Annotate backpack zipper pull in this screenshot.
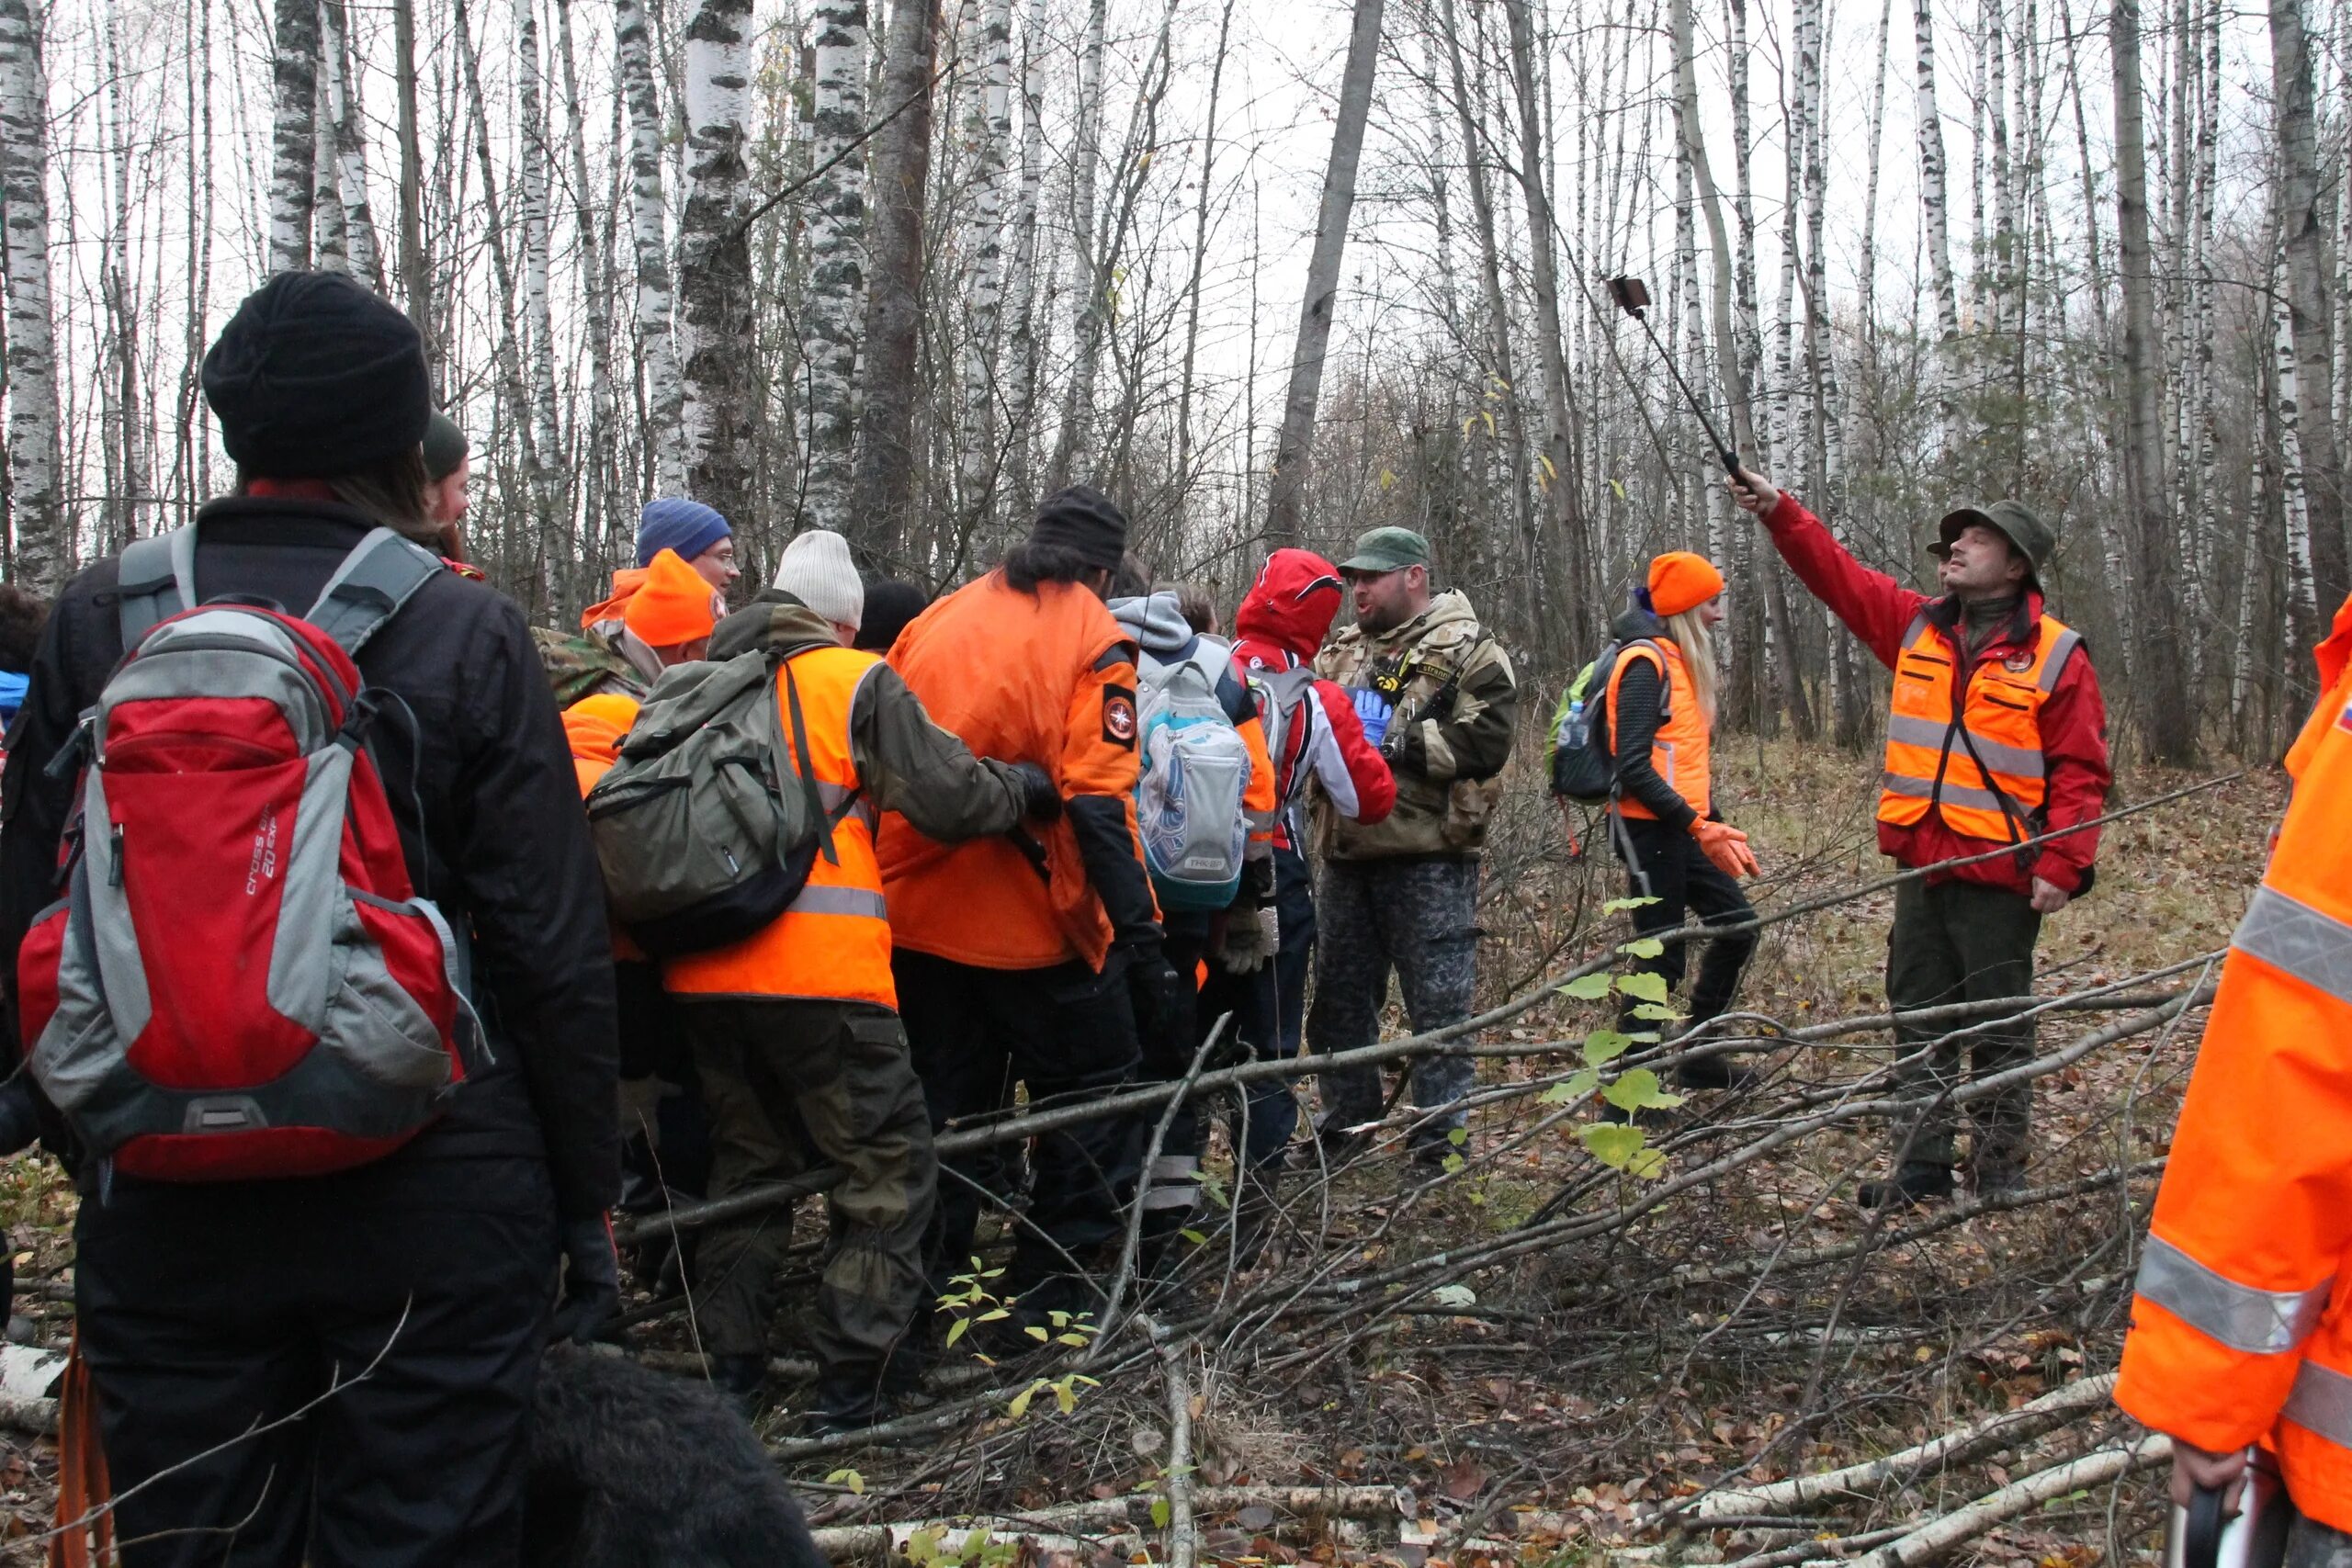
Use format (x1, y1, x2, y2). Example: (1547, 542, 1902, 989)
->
(107, 827, 126, 887)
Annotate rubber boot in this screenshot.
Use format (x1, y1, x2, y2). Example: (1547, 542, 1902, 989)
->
(1857, 1162, 1957, 1210)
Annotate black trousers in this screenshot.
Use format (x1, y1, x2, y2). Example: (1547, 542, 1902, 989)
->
(893, 950, 1142, 1314)
(1885, 876, 2042, 1173)
(74, 1160, 559, 1568)
(1612, 813, 1758, 1031)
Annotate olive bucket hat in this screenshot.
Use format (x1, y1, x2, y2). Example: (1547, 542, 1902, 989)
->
(1933, 500, 2055, 587)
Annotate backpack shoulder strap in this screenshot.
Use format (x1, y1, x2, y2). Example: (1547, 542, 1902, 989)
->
(116, 525, 199, 647)
(305, 529, 446, 656)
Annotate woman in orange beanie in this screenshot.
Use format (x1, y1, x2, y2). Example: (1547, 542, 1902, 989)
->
(1600, 550, 1760, 1090)
(623, 548, 723, 666)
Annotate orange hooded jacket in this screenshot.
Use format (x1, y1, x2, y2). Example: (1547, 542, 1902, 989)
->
(2115, 591, 2352, 1529)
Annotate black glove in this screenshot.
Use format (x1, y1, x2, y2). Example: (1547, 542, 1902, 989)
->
(552, 1214, 622, 1344)
(1010, 761, 1062, 821)
(1121, 938, 1189, 1053)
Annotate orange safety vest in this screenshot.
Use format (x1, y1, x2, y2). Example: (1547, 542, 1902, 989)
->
(1877, 610, 2081, 845)
(2115, 593, 2352, 1531)
(1604, 637, 1710, 821)
(663, 645, 895, 1010)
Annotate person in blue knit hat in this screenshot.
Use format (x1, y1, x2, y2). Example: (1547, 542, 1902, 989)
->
(637, 498, 739, 592)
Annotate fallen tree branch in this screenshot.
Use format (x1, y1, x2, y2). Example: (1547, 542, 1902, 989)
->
(1696, 1371, 2120, 1518)
(1829, 1435, 2170, 1568)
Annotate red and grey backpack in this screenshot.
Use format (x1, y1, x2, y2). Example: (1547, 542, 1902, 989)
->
(14, 524, 478, 1182)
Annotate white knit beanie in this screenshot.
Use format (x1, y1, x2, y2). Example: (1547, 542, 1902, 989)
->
(773, 529, 864, 633)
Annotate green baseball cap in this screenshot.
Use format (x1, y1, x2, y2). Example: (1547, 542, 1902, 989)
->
(1934, 500, 2054, 582)
(1337, 526, 1432, 575)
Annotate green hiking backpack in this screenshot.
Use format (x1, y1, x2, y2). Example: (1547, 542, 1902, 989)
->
(582, 650, 842, 957)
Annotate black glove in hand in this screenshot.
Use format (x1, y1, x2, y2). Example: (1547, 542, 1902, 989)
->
(1010, 761, 1062, 821)
(1121, 939, 1189, 1051)
(552, 1214, 622, 1344)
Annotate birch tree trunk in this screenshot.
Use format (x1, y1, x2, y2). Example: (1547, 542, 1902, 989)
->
(616, 0, 686, 496)
(2112, 0, 2194, 762)
(0, 0, 61, 584)
(392, 0, 432, 363)
(311, 49, 348, 272)
(556, 0, 619, 564)
(1171, 0, 1234, 517)
(2269, 0, 2350, 621)
(959, 0, 1015, 525)
(851, 0, 940, 560)
(1263, 0, 1385, 545)
(1498, 0, 1585, 655)
(1002, 0, 1047, 511)
(268, 0, 320, 273)
(1046, 0, 1109, 490)
(514, 0, 565, 539)
(320, 0, 383, 291)
(796, 0, 867, 534)
(1914, 0, 1964, 450)
(1438, 0, 1536, 591)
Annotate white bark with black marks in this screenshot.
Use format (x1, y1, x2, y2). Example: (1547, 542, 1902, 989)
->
(0, 0, 60, 584)
(796, 0, 867, 532)
(616, 0, 686, 495)
(268, 0, 320, 273)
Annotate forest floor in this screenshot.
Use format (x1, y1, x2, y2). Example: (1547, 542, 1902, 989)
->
(0, 736, 2283, 1566)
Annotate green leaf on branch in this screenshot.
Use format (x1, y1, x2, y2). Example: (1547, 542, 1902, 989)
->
(1620, 937, 1666, 959)
(1629, 1002, 1681, 1021)
(1625, 1146, 1668, 1179)
(1601, 896, 1661, 913)
(1557, 973, 1613, 1000)
(1581, 1029, 1634, 1066)
(828, 1468, 866, 1495)
(1601, 1068, 1685, 1112)
(1615, 972, 1672, 1004)
(1578, 1122, 1648, 1168)
(1151, 1497, 1172, 1529)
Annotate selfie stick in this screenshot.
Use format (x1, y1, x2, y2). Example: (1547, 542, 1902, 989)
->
(1607, 276, 1747, 485)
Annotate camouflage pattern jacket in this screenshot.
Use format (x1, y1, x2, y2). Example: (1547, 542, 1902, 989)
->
(1314, 590, 1518, 861)
(533, 625, 650, 709)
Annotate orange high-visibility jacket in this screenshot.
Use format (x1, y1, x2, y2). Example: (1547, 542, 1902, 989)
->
(663, 646, 895, 1010)
(1605, 638, 1711, 821)
(1878, 611, 2083, 845)
(879, 571, 1148, 973)
(2115, 592, 2352, 1530)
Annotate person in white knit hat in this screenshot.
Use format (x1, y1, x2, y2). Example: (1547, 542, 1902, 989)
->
(773, 528, 865, 646)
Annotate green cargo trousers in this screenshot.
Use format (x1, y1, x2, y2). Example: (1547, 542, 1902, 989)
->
(680, 997, 936, 1398)
(1885, 877, 2043, 1179)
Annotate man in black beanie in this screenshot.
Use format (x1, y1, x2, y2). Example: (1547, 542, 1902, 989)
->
(877, 483, 1178, 1340)
(423, 411, 472, 533)
(0, 269, 619, 1568)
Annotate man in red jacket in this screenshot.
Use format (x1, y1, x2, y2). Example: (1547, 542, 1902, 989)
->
(1227, 549, 1396, 1258)
(1731, 468, 2111, 1207)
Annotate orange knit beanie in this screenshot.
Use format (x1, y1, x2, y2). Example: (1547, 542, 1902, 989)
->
(1647, 551, 1726, 618)
(624, 549, 720, 647)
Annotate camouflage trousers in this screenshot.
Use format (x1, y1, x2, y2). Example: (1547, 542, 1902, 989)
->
(681, 997, 936, 1393)
(1308, 857, 1482, 1155)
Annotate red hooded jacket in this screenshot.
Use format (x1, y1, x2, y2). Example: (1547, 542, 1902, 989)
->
(1230, 549, 1396, 851)
(1761, 491, 2110, 896)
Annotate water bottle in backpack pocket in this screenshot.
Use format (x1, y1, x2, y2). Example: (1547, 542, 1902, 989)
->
(1135, 660, 1250, 912)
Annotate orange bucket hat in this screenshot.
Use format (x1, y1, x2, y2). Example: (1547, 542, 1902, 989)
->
(623, 549, 721, 647)
(1647, 550, 1725, 618)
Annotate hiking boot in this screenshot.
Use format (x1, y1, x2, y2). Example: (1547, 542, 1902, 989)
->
(1857, 1162, 1957, 1210)
(1673, 1055, 1758, 1091)
(803, 1374, 891, 1438)
(1312, 1119, 1373, 1168)
(709, 1351, 768, 1419)
(1964, 1155, 2027, 1198)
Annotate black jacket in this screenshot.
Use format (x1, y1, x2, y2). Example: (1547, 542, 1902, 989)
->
(1604, 607, 1701, 832)
(0, 498, 620, 1219)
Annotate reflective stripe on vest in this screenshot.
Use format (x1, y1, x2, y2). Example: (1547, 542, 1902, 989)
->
(2285, 1359, 2352, 1448)
(2233, 885, 2352, 1008)
(663, 648, 896, 1007)
(2135, 1235, 2333, 1354)
(1876, 610, 2078, 844)
(1607, 638, 1712, 821)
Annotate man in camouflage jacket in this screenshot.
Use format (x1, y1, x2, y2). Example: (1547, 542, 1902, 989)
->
(1310, 527, 1518, 1169)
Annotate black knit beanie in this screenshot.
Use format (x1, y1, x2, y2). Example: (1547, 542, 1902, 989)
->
(202, 272, 431, 479)
(1029, 484, 1129, 572)
(421, 412, 469, 481)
